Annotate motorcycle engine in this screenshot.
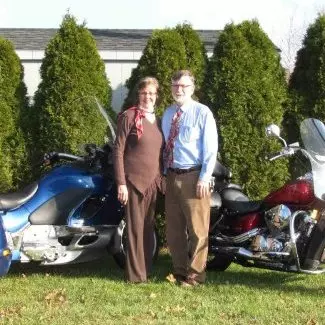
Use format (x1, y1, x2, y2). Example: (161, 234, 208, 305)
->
(249, 204, 292, 252)
(21, 225, 63, 262)
(250, 235, 283, 252)
(264, 204, 291, 236)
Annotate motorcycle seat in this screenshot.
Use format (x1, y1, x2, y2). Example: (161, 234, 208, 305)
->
(0, 182, 38, 211)
(223, 199, 262, 214)
(215, 182, 242, 192)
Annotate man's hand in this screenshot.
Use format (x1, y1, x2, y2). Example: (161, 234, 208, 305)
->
(196, 180, 210, 198)
(117, 185, 128, 205)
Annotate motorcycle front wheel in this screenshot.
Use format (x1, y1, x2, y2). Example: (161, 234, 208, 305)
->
(206, 252, 232, 271)
(112, 219, 159, 269)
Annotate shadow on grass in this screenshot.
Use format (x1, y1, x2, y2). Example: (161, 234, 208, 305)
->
(6, 249, 171, 281)
(7, 255, 124, 280)
(206, 264, 325, 297)
(5, 250, 325, 296)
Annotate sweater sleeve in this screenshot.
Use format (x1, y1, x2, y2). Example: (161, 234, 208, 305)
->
(113, 112, 132, 185)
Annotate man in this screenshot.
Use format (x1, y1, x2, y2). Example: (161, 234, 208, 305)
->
(162, 70, 218, 286)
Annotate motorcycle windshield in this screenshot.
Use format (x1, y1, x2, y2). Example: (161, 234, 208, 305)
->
(300, 118, 325, 201)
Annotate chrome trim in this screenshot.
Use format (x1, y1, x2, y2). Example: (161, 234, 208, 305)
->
(299, 268, 325, 274)
(261, 251, 290, 257)
(289, 210, 307, 271)
(219, 228, 262, 244)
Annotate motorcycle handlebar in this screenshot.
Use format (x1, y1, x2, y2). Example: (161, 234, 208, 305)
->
(265, 147, 296, 161)
(43, 144, 111, 168)
(57, 153, 85, 161)
(43, 152, 84, 165)
(265, 152, 283, 161)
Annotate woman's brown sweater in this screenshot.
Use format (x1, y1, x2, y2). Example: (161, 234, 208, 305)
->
(113, 109, 164, 195)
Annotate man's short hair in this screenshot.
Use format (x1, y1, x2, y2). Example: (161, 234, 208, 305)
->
(171, 70, 195, 85)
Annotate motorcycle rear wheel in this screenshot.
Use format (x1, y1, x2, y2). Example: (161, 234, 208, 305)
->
(112, 219, 159, 269)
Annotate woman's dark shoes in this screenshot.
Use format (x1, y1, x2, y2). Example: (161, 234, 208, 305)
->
(180, 277, 201, 287)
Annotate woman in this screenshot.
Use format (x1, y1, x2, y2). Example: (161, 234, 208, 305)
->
(113, 77, 164, 283)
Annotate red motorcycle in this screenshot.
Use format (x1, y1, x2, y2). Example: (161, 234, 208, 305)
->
(208, 118, 325, 274)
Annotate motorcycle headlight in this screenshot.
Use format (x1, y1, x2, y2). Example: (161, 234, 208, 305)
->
(265, 204, 291, 233)
(1, 248, 11, 257)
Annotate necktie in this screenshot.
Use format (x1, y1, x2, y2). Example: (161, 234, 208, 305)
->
(163, 107, 183, 168)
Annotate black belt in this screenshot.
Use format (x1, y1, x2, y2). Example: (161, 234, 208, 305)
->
(168, 165, 201, 175)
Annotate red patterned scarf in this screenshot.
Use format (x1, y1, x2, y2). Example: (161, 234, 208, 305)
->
(118, 106, 146, 139)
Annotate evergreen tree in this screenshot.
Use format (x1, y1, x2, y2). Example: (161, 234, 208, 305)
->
(32, 14, 112, 158)
(175, 23, 208, 101)
(286, 14, 325, 144)
(0, 37, 29, 191)
(123, 29, 187, 116)
(206, 20, 289, 199)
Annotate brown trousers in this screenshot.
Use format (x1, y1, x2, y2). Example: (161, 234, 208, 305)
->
(125, 181, 157, 282)
(165, 170, 210, 283)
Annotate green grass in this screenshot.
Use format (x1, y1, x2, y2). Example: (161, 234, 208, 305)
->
(1, 250, 325, 325)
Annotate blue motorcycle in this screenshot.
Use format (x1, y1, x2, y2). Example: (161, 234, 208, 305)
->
(0, 216, 11, 276)
(0, 100, 159, 277)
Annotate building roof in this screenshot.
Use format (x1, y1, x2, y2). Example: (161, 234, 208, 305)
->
(0, 28, 220, 52)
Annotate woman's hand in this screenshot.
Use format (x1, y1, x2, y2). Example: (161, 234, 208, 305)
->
(117, 185, 128, 205)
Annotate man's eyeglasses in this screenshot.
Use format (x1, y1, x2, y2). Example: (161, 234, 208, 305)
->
(171, 84, 193, 90)
(139, 92, 157, 96)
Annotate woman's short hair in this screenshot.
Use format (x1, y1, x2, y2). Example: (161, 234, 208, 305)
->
(134, 77, 159, 105)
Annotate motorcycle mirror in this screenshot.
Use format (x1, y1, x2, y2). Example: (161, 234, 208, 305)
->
(265, 124, 280, 138)
(265, 124, 288, 147)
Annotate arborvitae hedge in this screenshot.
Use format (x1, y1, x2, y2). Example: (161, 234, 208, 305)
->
(0, 37, 29, 191)
(32, 14, 112, 158)
(123, 26, 208, 116)
(206, 20, 289, 199)
(123, 29, 187, 116)
(286, 14, 325, 144)
(175, 23, 208, 101)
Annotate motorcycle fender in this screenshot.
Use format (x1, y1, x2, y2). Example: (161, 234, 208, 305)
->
(0, 216, 11, 276)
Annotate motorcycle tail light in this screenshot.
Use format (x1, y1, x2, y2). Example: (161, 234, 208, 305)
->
(265, 204, 291, 234)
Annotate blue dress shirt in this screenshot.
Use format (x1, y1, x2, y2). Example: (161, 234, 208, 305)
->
(162, 99, 218, 183)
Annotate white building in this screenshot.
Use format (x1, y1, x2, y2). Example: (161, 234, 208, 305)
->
(0, 29, 219, 111)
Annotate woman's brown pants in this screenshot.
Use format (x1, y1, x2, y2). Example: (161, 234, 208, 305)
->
(125, 182, 157, 282)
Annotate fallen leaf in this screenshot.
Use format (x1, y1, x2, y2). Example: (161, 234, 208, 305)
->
(0, 307, 22, 318)
(165, 305, 185, 313)
(165, 273, 176, 283)
(173, 305, 185, 312)
(44, 288, 67, 305)
(149, 311, 157, 318)
(307, 319, 318, 325)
